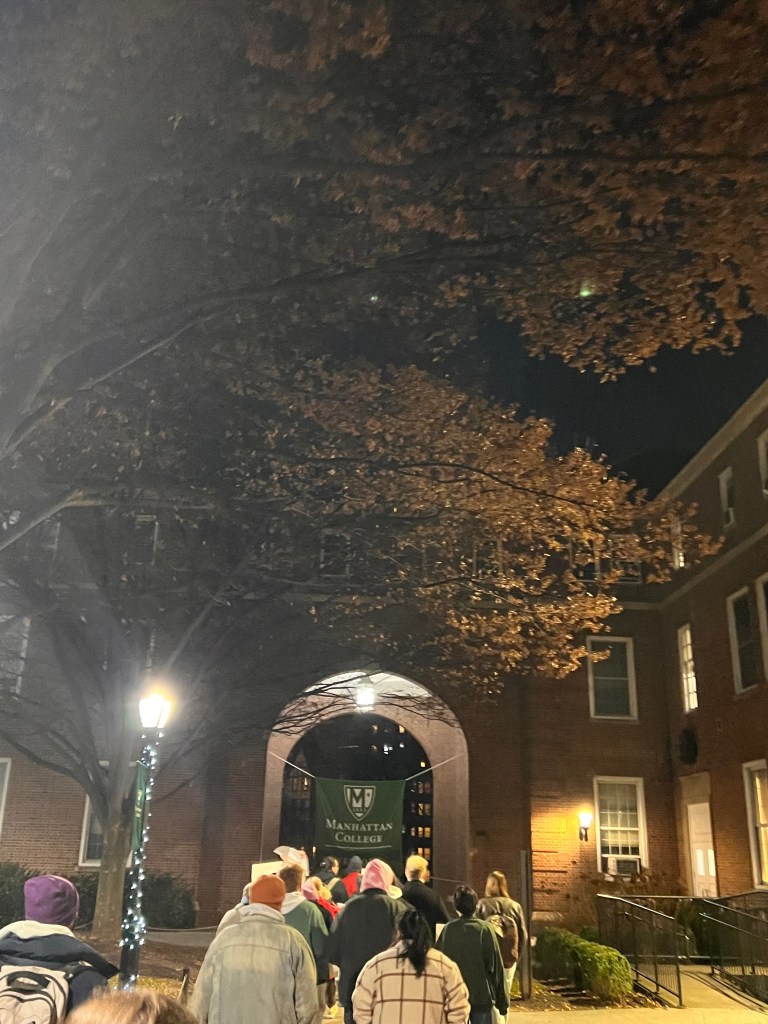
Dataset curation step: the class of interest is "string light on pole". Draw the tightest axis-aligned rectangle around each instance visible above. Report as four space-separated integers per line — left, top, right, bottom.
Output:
119 690 173 988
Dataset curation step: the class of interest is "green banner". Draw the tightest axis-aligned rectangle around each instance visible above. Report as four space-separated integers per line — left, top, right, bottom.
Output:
315 778 404 854
130 761 149 854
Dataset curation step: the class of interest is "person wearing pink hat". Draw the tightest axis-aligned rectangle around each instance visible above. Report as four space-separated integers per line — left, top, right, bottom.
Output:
326 860 410 1024
191 874 318 1024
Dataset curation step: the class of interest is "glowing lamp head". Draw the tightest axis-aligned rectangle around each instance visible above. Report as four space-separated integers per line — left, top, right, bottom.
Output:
139 692 173 730
355 685 376 711
578 811 594 831
579 282 593 298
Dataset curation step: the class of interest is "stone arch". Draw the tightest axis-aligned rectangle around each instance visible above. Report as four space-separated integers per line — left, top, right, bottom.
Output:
260 671 469 895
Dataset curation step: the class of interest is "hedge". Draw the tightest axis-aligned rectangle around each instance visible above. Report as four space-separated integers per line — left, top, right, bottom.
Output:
535 927 633 1001
0 863 196 930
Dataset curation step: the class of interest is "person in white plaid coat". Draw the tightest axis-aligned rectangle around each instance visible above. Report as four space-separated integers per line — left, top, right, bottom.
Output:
351 910 469 1024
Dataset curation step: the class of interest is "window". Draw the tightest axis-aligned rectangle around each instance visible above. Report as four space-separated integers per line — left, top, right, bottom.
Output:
756 574 768 683
678 624 698 712
587 637 637 719
727 589 760 692
0 615 31 694
319 531 350 577
132 515 159 566
595 777 647 874
743 760 768 886
719 466 735 528
0 760 9 840
79 797 104 867
671 518 686 570
759 430 768 496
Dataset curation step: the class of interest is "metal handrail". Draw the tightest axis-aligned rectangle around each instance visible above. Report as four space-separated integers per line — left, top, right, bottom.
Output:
700 902 768 1002
596 893 685 1006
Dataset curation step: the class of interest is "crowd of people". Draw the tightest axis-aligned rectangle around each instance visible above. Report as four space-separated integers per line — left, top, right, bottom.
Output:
0 858 526 1024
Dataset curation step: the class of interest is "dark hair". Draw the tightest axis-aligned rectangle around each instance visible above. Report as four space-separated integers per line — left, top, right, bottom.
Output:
454 885 478 917
321 856 338 872
395 910 432 977
278 865 304 893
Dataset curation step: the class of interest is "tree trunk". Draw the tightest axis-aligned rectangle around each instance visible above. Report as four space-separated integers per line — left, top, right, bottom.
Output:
91 800 131 944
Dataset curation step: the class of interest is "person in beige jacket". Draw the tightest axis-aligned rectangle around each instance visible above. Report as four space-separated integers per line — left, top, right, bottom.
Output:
191 875 318 1024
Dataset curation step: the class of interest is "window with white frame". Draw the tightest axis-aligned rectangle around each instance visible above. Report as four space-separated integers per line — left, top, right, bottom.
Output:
719 466 735 528
319 531 351 577
678 624 698 712
0 760 10 840
756 573 768 683
727 588 760 692
759 430 768 497
671 518 686 570
0 615 30 694
743 760 768 886
79 797 104 867
587 637 637 719
595 777 647 874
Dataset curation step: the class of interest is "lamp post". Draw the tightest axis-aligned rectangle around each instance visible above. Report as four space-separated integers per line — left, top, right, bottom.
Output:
119 691 173 988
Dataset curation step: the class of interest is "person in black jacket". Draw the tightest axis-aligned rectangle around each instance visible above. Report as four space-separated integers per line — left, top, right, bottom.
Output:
0 875 117 1009
401 855 451 940
315 856 348 904
326 859 410 1024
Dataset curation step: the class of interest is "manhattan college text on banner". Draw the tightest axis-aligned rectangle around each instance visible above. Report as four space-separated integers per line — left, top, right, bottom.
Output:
315 778 405 853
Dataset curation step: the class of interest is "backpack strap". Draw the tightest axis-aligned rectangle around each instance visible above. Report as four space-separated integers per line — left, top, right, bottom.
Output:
63 961 95 981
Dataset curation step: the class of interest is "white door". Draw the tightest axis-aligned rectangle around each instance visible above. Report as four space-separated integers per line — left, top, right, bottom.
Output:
688 802 718 898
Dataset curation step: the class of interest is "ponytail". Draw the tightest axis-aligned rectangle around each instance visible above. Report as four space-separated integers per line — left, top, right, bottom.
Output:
395 910 432 977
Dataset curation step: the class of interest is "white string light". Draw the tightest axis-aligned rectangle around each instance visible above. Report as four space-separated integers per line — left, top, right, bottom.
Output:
119 731 162 987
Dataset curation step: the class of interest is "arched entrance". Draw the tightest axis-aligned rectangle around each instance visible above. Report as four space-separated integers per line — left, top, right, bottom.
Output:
261 671 469 897
279 713 434 868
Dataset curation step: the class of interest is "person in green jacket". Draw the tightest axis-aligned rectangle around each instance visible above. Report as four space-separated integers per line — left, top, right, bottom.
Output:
436 886 508 1024
278 865 329 1024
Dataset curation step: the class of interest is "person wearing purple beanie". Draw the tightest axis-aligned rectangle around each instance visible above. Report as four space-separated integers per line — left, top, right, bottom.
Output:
0 874 117 1009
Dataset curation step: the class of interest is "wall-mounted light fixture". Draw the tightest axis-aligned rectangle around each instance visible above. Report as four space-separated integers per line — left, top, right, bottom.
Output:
578 810 594 843
356 685 376 711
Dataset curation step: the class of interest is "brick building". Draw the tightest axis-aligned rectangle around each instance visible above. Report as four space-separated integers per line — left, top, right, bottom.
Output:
1 381 768 926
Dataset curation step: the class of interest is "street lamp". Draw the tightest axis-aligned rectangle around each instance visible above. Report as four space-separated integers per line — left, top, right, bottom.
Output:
119 690 173 987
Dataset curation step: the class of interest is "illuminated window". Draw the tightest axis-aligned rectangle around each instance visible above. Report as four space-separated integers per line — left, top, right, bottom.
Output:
671 518 685 570
759 431 768 496
79 798 104 867
719 467 735 529
595 777 647 874
678 624 698 712
0 760 9 840
744 761 768 886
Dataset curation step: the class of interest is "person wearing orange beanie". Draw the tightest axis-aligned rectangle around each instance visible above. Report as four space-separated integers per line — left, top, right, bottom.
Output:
191 873 317 1024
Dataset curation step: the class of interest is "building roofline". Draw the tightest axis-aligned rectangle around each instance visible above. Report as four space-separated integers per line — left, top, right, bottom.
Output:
660 376 768 498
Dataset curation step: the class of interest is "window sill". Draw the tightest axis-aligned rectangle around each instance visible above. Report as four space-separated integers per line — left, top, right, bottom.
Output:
734 685 760 700
78 860 101 869
590 715 640 724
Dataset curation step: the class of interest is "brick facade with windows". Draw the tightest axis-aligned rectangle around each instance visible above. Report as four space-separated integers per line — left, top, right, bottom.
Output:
2 383 768 924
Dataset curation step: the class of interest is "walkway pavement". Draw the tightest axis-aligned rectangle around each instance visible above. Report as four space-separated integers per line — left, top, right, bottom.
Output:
515 1013 764 1022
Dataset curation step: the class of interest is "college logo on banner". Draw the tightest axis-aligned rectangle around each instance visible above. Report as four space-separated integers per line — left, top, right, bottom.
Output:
345 785 375 821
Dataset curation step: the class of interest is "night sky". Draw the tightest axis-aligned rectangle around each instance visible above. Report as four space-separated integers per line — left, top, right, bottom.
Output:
482 320 768 493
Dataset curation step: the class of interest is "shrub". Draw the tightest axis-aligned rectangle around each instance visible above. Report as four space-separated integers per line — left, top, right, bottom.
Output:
0 863 36 927
534 927 633 1002
0 865 195 930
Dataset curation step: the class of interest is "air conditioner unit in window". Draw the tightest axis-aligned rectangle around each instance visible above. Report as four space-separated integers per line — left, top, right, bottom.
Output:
607 856 642 876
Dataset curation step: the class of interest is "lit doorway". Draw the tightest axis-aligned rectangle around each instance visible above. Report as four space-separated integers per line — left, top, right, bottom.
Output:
279 713 433 873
